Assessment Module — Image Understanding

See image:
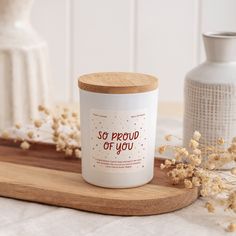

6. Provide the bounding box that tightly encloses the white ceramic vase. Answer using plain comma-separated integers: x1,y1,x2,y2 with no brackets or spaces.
0,0,50,129
184,32,236,147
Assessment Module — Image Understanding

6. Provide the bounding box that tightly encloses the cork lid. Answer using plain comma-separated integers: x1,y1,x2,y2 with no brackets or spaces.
78,72,158,94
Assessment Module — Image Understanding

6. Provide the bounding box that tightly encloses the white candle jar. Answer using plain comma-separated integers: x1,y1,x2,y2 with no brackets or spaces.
79,72,158,188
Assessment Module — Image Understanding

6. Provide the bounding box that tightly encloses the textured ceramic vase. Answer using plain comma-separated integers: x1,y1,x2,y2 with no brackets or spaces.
184,32,236,147
0,0,49,129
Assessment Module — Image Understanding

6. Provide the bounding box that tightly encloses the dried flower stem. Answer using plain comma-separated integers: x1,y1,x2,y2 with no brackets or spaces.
0,105,81,158
158,131,236,231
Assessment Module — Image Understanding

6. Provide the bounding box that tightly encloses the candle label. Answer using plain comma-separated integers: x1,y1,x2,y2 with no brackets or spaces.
89,109,148,173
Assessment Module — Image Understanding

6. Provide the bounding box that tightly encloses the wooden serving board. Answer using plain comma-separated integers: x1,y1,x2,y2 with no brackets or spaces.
0,139,198,216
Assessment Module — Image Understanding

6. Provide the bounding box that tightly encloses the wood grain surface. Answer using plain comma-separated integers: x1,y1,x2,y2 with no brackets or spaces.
78,72,158,94
0,139,198,216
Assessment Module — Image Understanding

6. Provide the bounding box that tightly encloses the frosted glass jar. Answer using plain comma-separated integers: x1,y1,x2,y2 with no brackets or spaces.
78,72,158,188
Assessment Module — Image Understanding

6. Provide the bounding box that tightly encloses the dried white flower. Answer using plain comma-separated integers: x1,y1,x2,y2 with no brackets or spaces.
193,131,201,141
164,134,172,141
205,202,215,213
65,148,73,156
20,141,30,150
34,120,42,128
160,163,166,170
1,131,9,139
217,137,225,145
27,131,34,139
75,149,81,158
158,145,166,154
226,223,236,232
15,123,21,129
192,177,201,187
231,167,236,176
193,148,201,155
189,139,199,149
158,131,236,231
184,179,193,189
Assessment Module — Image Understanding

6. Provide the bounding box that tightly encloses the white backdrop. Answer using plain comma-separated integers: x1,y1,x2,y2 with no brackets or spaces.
31,0,236,104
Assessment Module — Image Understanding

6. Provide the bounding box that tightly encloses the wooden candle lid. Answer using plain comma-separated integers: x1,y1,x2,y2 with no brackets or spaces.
78,72,158,94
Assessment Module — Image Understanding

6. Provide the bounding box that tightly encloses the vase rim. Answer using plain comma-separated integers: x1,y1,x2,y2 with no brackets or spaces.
203,31,236,39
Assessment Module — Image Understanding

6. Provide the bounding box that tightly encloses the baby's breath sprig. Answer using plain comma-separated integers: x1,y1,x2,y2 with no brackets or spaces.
0,105,81,158
158,131,236,232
